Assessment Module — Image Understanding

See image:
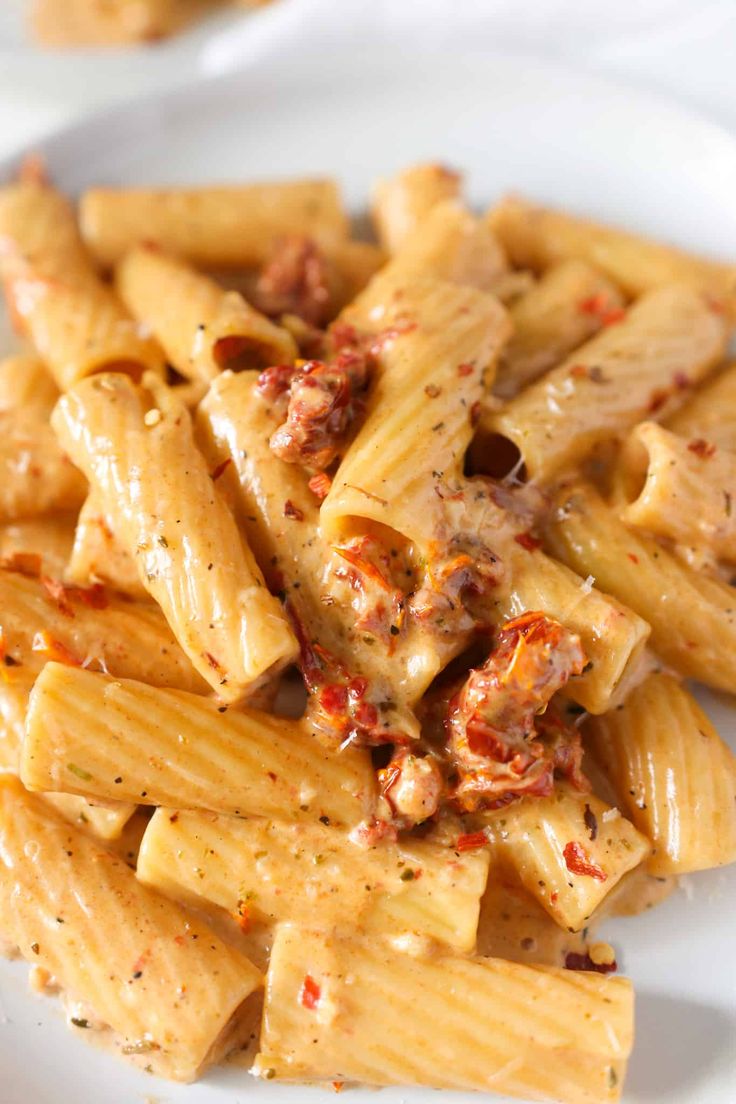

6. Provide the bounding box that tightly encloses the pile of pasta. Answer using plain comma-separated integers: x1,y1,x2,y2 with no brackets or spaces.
0,158,735,1103
29,0,271,48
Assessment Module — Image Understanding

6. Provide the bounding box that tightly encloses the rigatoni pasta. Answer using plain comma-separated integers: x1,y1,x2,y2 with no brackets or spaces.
618,421,736,561
586,674,736,874
52,372,297,700
485,284,727,482
546,481,736,692
254,924,633,1101
372,161,463,253
488,193,736,313
80,179,349,269
0,179,164,389
0,354,86,520
23,663,376,826
493,258,625,398
138,809,489,952
116,245,297,382
0,777,261,1081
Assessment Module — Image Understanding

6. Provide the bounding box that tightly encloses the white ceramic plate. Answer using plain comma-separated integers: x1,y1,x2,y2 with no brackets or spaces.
1,41,735,1104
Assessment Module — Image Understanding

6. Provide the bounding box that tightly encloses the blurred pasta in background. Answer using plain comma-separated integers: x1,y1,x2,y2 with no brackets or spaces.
29,0,274,47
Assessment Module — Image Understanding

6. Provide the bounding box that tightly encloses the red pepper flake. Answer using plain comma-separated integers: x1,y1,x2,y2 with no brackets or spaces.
205,651,222,671
602,307,625,326
40,576,75,618
563,840,607,881
627,552,639,565
299,974,321,1010
687,438,716,459
332,1083,345,1094
578,293,606,316
210,457,232,482
0,551,42,577
174,934,186,946
284,499,305,521
131,950,150,975
308,472,332,500
470,401,482,427
457,363,474,377
578,294,625,326
514,531,542,552
31,631,81,667
75,583,108,610
647,389,669,414
565,951,617,974
550,891,559,904
456,831,488,853
424,383,441,398
569,364,588,379
673,371,690,390
703,294,725,315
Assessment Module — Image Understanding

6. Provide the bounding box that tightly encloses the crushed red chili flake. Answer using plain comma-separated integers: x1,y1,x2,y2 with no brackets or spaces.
514,531,542,552
601,307,625,326
210,457,232,482
40,577,108,615
470,400,482,426
205,652,222,671
703,294,725,315
41,576,75,617
74,583,108,610
563,840,607,881
299,974,321,1010
332,1082,345,1094
627,553,639,565
687,438,716,459
31,631,81,667
578,294,625,326
672,371,690,390
456,831,488,852
457,363,474,376
308,471,332,500
569,364,589,379
565,951,617,974
647,389,669,414
284,499,305,521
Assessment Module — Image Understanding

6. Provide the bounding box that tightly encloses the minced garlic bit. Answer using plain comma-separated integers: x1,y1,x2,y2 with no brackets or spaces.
143,408,162,427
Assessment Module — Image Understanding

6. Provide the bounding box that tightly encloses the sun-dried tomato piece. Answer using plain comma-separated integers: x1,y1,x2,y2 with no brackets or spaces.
254,236,333,328
448,612,586,811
